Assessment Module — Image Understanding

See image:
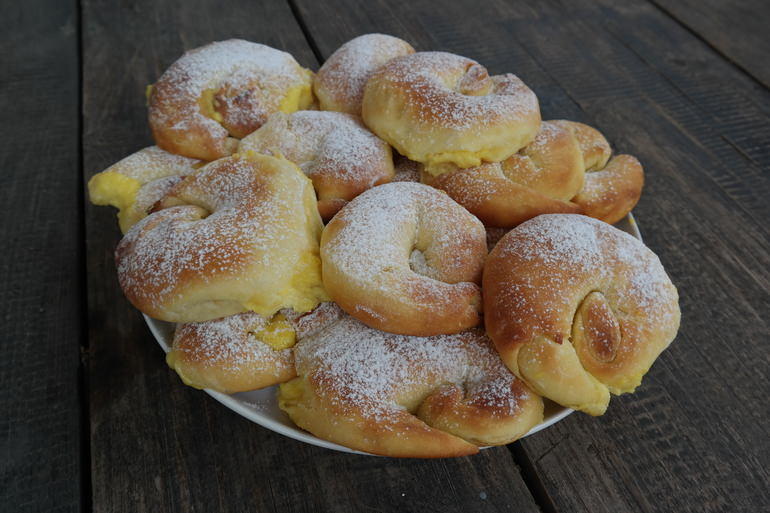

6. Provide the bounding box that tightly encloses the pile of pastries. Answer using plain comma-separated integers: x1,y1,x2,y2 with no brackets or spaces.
90,35,680,458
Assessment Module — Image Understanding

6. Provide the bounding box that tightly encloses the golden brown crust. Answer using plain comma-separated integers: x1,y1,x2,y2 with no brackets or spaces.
87,146,203,233
362,52,541,168
314,34,415,115
483,215,680,415
279,304,543,457
239,111,394,221
320,182,487,336
148,40,314,160
553,120,645,224
115,153,327,323
167,312,296,393
425,121,584,227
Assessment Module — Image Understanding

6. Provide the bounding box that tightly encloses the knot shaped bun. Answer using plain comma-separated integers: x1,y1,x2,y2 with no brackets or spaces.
279,303,543,457
149,40,314,160
88,146,203,233
483,214,680,415
314,33,415,115
424,121,585,227
553,120,644,224
239,111,394,220
116,153,328,323
362,51,541,169
321,182,487,336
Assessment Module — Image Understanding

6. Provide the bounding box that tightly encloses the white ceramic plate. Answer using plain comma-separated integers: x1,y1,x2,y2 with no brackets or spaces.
144,214,642,456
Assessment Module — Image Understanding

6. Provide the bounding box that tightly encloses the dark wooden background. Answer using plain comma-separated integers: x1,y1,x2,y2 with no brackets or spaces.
2,0,768,511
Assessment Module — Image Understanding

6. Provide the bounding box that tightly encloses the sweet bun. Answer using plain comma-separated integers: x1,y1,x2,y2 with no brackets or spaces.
239,111,394,220
362,52,540,169
320,182,487,336
167,312,297,393
553,120,644,224
116,152,327,323
279,303,543,457
149,39,314,160
424,121,584,227
314,33,414,115
483,214,680,415
88,146,202,233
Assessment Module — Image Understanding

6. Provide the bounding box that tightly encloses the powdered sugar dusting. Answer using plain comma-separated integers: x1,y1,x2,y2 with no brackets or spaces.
294,305,527,422
315,34,414,114
150,39,309,140
103,146,202,183
239,111,392,194
174,312,292,372
116,155,319,318
375,52,539,130
323,182,483,293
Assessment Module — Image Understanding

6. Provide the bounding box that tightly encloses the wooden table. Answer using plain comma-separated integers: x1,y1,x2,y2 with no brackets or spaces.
3,0,768,511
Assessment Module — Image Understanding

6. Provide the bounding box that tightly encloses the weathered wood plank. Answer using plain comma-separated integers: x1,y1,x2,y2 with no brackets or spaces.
0,1,82,512
291,0,770,511
650,0,770,89
82,1,539,511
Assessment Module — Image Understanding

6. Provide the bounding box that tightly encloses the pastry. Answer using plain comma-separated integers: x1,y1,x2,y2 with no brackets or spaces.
148,39,314,160
555,120,644,224
483,214,680,415
239,110,394,220
115,152,327,323
314,33,414,115
423,121,584,227
320,182,486,336
362,51,540,169
279,303,543,457
88,146,202,233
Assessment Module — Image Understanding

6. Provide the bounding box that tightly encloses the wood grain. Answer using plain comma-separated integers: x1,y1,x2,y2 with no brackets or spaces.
0,1,82,512
291,0,770,511
81,1,539,511
650,0,770,89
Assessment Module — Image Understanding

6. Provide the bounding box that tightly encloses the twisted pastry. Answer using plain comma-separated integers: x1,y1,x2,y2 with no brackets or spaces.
239,111,394,220
88,146,202,233
483,214,680,415
116,152,327,323
314,33,414,115
426,120,644,227
320,182,487,336
362,52,540,169
554,120,644,224
279,303,543,457
149,40,314,160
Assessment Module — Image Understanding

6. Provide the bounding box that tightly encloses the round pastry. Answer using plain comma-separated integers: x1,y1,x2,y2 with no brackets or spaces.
314,33,415,115
166,302,342,393
279,303,543,457
239,111,394,220
320,182,487,336
483,214,680,415
116,152,328,323
362,51,540,169
167,311,297,393
148,39,314,161
424,121,584,227
88,146,203,233
553,120,644,224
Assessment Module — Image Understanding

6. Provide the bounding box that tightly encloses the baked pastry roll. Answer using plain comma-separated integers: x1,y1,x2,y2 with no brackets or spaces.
279,304,543,457
239,111,394,220
116,152,327,323
148,39,314,160
483,214,680,415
